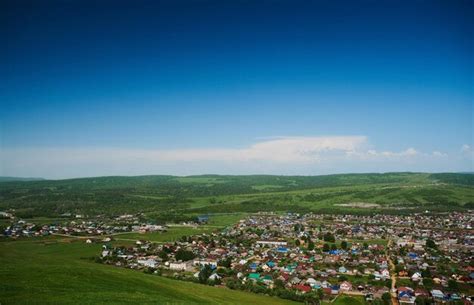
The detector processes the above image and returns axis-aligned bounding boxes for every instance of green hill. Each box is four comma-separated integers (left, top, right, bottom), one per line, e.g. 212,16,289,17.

0,237,297,305
0,173,472,218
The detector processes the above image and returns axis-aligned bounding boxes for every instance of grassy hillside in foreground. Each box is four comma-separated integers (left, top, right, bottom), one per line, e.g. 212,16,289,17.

0,173,472,218
0,237,298,305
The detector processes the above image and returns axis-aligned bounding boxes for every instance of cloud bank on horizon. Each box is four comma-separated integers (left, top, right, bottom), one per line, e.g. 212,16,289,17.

1,136,472,179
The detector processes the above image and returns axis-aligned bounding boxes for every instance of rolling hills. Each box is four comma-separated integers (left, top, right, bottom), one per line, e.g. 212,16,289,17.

0,173,472,219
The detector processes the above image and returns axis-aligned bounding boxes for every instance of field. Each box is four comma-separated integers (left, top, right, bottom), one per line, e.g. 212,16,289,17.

0,173,472,221
329,295,366,305
0,237,298,305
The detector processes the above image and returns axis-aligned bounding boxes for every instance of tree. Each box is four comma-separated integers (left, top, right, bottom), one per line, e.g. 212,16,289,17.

323,233,335,243
295,239,301,246
218,257,232,268
175,249,195,261
421,268,431,278
330,244,337,251
226,278,239,290
447,279,458,291
341,240,348,250
316,287,324,300
158,250,168,261
323,243,330,252
422,278,433,289
274,279,285,289
198,264,213,284
308,240,315,251
381,292,391,305
426,239,437,249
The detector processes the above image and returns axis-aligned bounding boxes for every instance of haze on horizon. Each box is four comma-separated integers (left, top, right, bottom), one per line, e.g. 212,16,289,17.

1,0,473,179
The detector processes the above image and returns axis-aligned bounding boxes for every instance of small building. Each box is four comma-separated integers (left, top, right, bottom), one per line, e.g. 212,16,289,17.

169,261,189,271
294,284,311,294
430,289,444,300
340,281,352,291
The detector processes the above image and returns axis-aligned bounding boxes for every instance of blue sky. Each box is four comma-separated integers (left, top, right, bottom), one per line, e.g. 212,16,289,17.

1,0,473,178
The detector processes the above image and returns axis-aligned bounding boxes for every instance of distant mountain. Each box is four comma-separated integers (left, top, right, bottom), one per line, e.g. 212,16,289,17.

0,176,45,182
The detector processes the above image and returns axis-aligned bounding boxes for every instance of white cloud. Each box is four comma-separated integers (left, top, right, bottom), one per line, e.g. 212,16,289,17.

432,151,447,157
344,147,420,159
462,144,473,154
0,136,468,178
461,144,474,160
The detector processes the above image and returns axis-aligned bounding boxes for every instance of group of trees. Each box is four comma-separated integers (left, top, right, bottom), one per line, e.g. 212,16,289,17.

225,279,322,304
174,249,195,262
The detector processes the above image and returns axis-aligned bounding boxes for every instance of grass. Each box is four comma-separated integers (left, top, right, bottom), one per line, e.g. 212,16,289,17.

251,185,284,190
0,237,298,305
327,295,366,305
206,213,246,227
173,177,226,184
112,213,244,243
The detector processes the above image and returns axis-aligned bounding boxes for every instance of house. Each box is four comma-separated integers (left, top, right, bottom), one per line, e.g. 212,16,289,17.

340,281,352,291
138,258,157,268
398,291,416,304
306,278,317,287
331,285,340,295
262,275,273,285
256,240,287,247
338,266,347,273
248,273,260,281
169,261,189,271
430,289,444,300
208,273,221,281
449,293,461,301
411,272,422,282
414,288,429,297
290,277,301,285
193,259,217,268
294,284,311,294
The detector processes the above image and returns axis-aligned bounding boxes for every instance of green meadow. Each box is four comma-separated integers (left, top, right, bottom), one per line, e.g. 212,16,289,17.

0,237,298,305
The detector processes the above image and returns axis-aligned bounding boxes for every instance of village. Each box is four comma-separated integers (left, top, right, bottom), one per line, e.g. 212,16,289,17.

94,212,474,304
1,213,170,238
